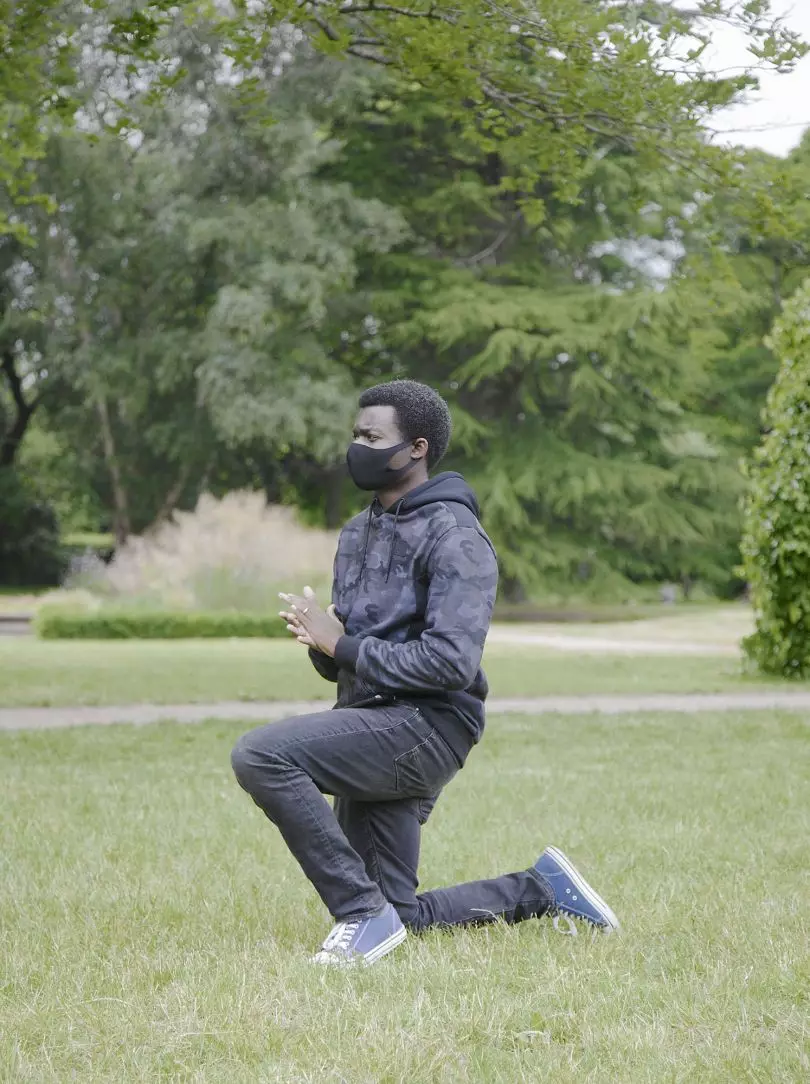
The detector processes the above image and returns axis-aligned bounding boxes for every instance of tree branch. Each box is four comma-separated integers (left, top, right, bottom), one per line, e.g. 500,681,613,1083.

463,225,512,266
339,1,454,20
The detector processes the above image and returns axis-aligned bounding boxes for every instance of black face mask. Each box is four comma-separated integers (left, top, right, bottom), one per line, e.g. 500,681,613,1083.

346,439,417,492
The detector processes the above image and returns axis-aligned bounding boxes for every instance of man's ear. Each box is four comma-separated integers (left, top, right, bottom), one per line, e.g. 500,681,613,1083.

412,437,429,461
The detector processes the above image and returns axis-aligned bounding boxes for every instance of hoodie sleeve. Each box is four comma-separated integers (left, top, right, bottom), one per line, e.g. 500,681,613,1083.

307,548,341,684
308,647,339,683
334,526,498,693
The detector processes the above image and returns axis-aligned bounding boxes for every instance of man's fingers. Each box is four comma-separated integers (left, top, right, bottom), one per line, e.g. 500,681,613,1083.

291,604,315,625
303,585,315,600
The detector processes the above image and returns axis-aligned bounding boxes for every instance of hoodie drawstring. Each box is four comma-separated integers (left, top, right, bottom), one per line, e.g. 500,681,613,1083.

359,504,373,584
385,500,403,582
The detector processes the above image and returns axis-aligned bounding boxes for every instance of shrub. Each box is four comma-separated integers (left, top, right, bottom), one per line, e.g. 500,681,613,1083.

34,607,290,640
741,278,810,677
0,468,64,587
75,491,337,611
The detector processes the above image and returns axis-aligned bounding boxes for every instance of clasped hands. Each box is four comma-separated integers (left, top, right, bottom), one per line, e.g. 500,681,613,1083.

279,585,344,657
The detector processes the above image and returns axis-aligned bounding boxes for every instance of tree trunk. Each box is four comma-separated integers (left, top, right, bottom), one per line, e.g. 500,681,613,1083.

0,350,38,467
96,397,131,546
149,462,192,530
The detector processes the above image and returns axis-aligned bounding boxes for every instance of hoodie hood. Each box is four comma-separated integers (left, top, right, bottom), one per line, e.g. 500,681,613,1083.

381,471,481,519
361,472,482,586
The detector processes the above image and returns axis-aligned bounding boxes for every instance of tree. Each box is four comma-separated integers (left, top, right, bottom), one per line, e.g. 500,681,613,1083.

1,31,403,544
683,137,810,446
3,4,807,592
1,2,806,233
319,72,747,595
741,279,810,677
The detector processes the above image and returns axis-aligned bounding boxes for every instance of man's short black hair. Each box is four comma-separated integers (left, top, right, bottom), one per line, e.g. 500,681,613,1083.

358,379,452,468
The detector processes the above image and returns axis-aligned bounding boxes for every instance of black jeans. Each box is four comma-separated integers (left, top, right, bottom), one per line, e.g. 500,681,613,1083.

231,702,553,928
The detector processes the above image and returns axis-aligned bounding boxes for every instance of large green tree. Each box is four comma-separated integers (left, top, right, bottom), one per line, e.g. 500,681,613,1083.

3,3,808,593
316,72,747,596
1,2,805,232
1,35,403,543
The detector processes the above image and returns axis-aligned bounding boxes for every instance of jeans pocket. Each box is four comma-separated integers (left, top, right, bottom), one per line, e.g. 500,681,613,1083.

394,719,458,796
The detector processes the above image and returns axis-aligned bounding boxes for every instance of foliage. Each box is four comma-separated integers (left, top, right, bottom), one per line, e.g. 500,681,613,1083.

403,276,745,593
3,4,809,598
0,467,63,586
0,0,75,236
741,278,810,677
102,1,807,214
328,84,749,594
2,2,806,235
34,606,288,640
1,41,402,539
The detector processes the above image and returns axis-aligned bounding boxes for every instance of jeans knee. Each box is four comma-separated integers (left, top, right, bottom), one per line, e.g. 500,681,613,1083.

231,728,290,791
230,735,254,787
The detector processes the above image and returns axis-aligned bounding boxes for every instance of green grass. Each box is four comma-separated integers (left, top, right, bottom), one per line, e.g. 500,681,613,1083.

2,710,808,1081
0,636,789,708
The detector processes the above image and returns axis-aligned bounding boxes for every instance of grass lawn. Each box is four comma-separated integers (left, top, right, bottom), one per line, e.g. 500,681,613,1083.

0,636,797,709
494,604,753,647
2,709,808,1081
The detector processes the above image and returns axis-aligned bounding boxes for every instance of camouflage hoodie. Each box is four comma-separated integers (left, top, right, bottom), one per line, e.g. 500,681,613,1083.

309,472,498,758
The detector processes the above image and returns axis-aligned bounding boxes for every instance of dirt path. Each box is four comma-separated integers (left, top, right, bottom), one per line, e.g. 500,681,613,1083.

3,691,810,731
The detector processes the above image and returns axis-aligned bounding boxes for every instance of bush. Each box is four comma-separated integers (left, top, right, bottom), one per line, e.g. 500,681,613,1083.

34,607,290,640
0,468,64,587
741,278,810,677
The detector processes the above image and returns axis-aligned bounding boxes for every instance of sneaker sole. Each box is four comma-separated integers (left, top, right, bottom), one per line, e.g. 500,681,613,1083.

313,925,408,968
545,846,620,932
362,924,408,966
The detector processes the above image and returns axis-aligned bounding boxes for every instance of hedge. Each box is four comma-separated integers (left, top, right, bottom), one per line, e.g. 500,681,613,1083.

741,277,810,678
34,608,290,640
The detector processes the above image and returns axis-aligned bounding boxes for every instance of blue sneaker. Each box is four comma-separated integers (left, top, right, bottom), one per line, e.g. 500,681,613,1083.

312,903,407,967
535,846,620,934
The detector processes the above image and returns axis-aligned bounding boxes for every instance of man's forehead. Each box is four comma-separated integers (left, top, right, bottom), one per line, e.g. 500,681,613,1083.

354,404,400,433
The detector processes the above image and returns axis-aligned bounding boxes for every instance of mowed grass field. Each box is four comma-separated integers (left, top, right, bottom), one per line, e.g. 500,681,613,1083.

2,705,809,1082
0,635,804,708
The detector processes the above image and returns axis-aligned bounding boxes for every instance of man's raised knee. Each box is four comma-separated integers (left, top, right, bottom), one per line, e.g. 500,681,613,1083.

230,733,255,787
231,722,294,789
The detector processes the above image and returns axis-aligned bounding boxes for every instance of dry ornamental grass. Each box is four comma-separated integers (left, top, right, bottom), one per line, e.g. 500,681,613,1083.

72,492,338,612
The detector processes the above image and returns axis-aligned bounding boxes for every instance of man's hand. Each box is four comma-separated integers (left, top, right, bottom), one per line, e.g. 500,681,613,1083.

279,585,344,657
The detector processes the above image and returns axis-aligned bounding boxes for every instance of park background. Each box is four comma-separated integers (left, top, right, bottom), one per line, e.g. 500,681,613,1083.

2,3,810,1082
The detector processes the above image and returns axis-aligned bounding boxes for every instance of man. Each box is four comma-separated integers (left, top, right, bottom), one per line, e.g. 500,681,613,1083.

231,379,618,966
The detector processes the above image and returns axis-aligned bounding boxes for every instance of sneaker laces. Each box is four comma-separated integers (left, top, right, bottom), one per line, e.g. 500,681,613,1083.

323,918,362,954
552,913,578,936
